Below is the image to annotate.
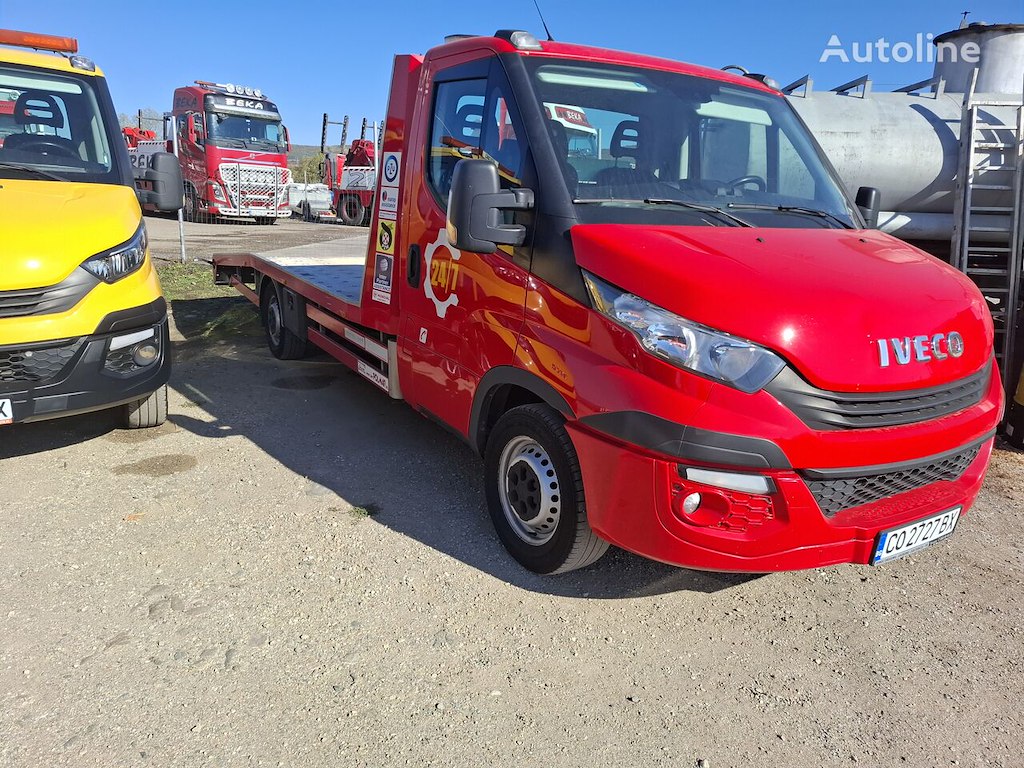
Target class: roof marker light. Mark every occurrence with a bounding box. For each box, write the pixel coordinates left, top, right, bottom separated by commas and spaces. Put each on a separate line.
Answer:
0, 29, 78, 54
494, 29, 542, 51
69, 55, 95, 72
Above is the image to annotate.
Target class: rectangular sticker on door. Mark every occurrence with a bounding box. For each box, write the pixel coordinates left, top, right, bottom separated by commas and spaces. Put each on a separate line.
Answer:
371, 253, 394, 305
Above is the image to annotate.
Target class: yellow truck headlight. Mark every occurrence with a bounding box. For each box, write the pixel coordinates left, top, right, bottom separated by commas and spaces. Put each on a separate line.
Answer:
81, 224, 148, 283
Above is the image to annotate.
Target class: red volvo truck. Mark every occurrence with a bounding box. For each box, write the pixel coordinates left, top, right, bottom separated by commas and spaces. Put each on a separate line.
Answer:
214, 31, 1003, 574
171, 81, 290, 223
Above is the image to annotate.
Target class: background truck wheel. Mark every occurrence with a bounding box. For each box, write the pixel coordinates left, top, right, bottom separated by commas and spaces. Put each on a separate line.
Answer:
123, 384, 168, 429
261, 282, 307, 360
484, 404, 609, 574
183, 186, 201, 222
338, 195, 365, 226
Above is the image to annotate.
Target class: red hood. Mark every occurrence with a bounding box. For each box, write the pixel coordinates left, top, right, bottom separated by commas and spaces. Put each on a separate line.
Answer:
570, 225, 993, 392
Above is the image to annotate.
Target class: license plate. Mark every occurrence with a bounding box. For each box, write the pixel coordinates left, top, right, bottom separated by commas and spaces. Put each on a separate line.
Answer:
0, 398, 11, 425
872, 507, 961, 565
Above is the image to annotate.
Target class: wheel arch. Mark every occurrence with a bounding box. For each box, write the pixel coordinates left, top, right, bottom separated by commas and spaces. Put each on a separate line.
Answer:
470, 366, 575, 455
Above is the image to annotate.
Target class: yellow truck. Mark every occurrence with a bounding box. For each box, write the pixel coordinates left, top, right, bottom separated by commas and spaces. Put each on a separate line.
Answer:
0, 29, 182, 429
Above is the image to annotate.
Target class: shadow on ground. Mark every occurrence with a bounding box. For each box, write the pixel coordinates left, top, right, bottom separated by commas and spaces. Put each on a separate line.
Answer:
161, 295, 760, 598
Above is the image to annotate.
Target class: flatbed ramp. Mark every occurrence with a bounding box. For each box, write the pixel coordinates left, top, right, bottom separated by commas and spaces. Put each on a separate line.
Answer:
254, 235, 370, 305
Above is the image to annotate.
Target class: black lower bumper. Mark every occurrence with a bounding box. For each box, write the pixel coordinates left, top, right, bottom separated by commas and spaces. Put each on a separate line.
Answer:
0, 313, 171, 426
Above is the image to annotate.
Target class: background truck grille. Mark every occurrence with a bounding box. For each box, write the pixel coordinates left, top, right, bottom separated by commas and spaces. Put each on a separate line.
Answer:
218, 163, 288, 209
0, 338, 84, 384
801, 445, 981, 517
766, 363, 990, 430
0, 269, 97, 319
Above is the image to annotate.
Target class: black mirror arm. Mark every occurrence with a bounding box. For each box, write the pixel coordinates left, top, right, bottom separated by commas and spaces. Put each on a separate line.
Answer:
470, 188, 535, 247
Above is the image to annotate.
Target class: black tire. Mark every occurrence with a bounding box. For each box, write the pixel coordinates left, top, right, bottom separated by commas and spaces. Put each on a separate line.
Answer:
123, 384, 168, 429
301, 202, 313, 222
260, 281, 307, 360
484, 404, 609, 574
183, 186, 199, 222
338, 194, 365, 226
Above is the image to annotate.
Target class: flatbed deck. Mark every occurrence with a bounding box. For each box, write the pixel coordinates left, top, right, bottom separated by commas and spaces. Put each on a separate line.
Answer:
255, 235, 370, 306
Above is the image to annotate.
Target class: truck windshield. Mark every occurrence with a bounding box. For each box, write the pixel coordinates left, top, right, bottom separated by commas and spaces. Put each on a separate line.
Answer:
206, 111, 285, 151
526, 60, 857, 229
0, 63, 120, 184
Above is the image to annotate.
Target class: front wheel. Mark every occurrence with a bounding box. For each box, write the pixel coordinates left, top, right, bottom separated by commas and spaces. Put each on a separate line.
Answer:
484, 404, 609, 574
337, 195, 365, 226
123, 384, 168, 429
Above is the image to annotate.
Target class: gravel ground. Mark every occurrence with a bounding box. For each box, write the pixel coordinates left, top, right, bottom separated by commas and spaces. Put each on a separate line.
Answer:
1, 217, 1022, 767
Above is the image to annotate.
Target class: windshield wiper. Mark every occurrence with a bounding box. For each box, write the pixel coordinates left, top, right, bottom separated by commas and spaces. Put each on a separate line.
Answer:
0, 162, 67, 182
725, 203, 852, 229
573, 197, 753, 227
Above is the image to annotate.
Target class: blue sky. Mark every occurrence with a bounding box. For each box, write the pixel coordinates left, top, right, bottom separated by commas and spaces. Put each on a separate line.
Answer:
2, 0, 1022, 145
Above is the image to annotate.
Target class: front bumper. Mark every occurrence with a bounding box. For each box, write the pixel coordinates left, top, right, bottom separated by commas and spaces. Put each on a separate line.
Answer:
0, 306, 170, 425
569, 419, 995, 572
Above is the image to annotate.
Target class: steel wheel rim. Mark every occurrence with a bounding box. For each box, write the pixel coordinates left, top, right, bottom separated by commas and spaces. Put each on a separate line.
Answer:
267, 294, 283, 347
497, 435, 561, 546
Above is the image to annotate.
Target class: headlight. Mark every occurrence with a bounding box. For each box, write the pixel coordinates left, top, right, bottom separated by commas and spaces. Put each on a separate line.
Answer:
583, 271, 785, 393
81, 224, 148, 283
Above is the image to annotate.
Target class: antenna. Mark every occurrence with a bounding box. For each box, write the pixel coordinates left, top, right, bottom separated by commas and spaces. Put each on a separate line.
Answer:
532, 0, 554, 41
960, 10, 970, 28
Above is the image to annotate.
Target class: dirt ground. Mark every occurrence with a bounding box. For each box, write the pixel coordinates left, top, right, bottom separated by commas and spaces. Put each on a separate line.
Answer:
1, 215, 1023, 768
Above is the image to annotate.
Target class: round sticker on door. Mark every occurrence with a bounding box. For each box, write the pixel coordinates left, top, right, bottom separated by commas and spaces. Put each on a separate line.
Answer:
423, 229, 461, 319
382, 153, 400, 186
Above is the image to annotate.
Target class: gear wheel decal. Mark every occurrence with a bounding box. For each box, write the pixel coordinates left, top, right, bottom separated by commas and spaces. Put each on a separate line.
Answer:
423, 228, 462, 318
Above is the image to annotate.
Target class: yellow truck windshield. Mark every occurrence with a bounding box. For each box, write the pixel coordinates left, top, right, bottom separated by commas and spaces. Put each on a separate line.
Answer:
0, 63, 118, 183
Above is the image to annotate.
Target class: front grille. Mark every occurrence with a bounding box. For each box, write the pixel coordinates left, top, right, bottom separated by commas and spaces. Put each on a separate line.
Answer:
766, 363, 990, 430
802, 445, 981, 517
0, 338, 84, 384
218, 163, 288, 208
0, 269, 97, 319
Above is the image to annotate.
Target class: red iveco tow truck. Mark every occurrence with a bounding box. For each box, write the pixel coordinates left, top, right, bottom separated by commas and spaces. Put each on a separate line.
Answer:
214, 31, 1003, 574
171, 81, 290, 223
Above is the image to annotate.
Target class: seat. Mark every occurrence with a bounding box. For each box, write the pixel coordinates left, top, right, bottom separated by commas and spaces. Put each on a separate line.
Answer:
2, 90, 77, 160
546, 119, 578, 195
593, 119, 657, 189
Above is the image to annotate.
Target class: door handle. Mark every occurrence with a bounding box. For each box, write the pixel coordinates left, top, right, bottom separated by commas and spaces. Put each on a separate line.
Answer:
407, 244, 421, 288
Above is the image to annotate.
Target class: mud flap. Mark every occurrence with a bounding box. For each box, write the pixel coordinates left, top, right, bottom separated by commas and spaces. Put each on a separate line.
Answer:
280, 286, 308, 343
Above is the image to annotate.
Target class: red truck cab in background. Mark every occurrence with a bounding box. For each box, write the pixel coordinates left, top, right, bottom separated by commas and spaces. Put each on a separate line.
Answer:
172, 81, 290, 224
215, 30, 1003, 574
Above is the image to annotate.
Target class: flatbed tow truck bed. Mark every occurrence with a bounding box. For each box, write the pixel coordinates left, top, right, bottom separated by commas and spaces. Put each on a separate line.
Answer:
214, 234, 402, 398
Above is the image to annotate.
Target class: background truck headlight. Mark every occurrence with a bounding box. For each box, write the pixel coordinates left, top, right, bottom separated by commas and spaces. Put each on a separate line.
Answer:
81, 224, 148, 283
583, 271, 786, 393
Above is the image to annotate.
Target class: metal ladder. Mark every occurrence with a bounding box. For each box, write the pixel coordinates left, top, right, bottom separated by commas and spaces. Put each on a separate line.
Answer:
951, 71, 1024, 395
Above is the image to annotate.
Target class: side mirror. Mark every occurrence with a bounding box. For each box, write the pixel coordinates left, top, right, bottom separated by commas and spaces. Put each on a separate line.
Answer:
855, 186, 881, 229
447, 159, 534, 253
283, 125, 291, 153
135, 151, 184, 212
186, 113, 198, 144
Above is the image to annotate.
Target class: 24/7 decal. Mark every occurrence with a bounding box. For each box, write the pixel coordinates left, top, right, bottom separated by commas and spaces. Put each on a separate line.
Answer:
423, 229, 461, 319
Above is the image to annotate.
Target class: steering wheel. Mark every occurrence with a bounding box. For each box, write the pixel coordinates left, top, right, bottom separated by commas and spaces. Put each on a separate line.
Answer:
727, 174, 767, 192
20, 138, 79, 160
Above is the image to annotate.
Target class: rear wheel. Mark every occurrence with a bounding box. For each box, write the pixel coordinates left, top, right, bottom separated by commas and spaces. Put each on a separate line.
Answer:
484, 404, 609, 574
260, 281, 307, 359
338, 194, 365, 226
123, 384, 168, 429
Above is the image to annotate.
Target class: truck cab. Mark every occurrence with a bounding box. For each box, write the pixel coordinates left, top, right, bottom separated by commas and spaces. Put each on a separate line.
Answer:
171, 81, 290, 224
215, 31, 1002, 573
0, 29, 182, 429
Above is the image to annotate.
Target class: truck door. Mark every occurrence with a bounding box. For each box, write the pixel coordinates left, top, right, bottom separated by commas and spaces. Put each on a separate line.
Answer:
397, 56, 531, 436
